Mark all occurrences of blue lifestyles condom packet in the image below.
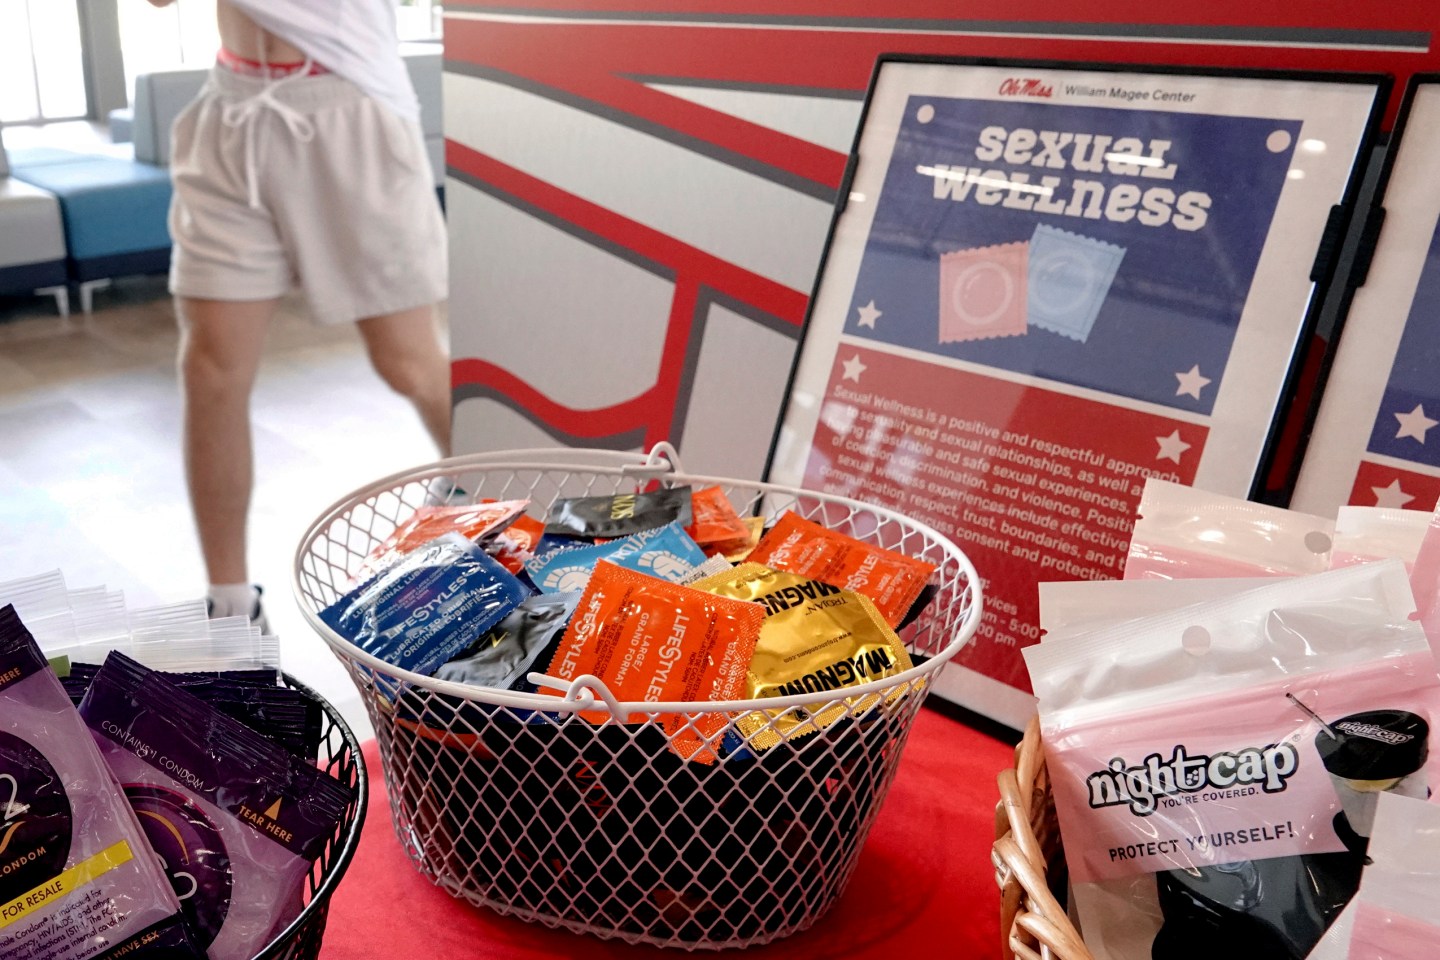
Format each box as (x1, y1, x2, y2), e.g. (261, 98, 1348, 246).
(79, 653, 353, 960)
(318, 532, 531, 677)
(0, 606, 200, 960)
(525, 522, 709, 594)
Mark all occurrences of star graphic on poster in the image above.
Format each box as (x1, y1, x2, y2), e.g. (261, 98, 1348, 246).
(1155, 430, 1191, 464)
(1394, 404, 1438, 443)
(842, 354, 867, 382)
(1372, 479, 1416, 508)
(1174, 365, 1212, 400)
(856, 300, 882, 329)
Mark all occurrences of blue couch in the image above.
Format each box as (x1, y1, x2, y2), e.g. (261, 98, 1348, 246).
(0, 127, 70, 313)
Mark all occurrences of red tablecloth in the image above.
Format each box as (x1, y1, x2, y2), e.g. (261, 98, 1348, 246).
(322, 707, 1013, 959)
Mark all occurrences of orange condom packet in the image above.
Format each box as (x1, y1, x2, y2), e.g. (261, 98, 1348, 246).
(485, 513, 547, 575)
(356, 499, 530, 583)
(686, 486, 751, 545)
(539, 561, 763, 763)
(694, 563, 914, 751)
(704, 515, 766, 562)
(744, 512, 937, 627)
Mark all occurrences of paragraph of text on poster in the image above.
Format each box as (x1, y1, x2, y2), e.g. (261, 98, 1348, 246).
(803, 346, 1206, 691)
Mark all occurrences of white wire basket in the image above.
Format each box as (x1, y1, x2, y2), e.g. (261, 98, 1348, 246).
(292, 444, 982, 951)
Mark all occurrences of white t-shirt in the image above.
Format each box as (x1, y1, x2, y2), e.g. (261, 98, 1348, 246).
(228, 0, 420, 122)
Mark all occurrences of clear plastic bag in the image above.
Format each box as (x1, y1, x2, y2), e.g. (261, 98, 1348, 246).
(1304, 793, 1440, 960)
(1038, 576, 1276, 644)
(1025, 562, 1439, 960)
(1124, 479, 1333, 580)
(1329, 507, 1429, 573)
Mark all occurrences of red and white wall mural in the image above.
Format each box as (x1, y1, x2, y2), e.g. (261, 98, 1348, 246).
(442, 1, 1439, 482)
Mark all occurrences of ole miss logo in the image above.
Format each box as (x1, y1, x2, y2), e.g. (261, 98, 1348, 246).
(999, 78, 1054, 98)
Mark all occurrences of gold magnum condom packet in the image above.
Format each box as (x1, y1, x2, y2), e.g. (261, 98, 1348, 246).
(693, 564, 914, 751)
(0, 605, 199, 960)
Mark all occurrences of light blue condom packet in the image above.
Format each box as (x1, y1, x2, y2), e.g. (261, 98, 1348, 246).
(524, 521, 709, 593)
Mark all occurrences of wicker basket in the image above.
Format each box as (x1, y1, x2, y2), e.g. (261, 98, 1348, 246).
(993, 715, 1091, 960)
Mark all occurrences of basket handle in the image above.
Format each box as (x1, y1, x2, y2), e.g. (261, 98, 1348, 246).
(526, 672, 632, 722)
(621, 441, 686, 480)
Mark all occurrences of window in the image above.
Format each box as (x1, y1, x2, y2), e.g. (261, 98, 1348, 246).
(0, 0, 88, 124)
(118, 1, 219, 102)
(396, 0, 443, 41)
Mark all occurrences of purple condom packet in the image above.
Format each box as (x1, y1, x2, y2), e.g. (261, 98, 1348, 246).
(318, 532, 531, 677)
(79, 652, 353, 960)
(0, 605, 199, 960)
(64, 667, 321, 760)
(524, 522, 709, 593)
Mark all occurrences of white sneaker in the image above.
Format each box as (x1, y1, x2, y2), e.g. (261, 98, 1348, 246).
(207, 585, 270, 634)
(425, 478, 470, 507)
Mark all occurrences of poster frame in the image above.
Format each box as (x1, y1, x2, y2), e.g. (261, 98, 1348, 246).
(1290, 73, 1440, 515)
(760, 54, 1389, 729)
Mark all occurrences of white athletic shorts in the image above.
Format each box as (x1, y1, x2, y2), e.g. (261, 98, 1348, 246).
(168, 65, 447, 325)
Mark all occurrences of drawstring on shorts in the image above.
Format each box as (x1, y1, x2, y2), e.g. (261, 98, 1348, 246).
(219, 65, 317, 210)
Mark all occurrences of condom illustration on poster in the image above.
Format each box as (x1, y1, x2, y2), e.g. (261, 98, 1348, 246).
(766, 58, 1384, 729)
(1294, 80, 1440, 517)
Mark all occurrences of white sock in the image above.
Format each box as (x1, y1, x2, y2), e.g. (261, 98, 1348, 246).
(208, 583, 257, 618)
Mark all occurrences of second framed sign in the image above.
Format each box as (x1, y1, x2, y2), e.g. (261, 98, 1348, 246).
(1294, 78, 1440, 516)
(765, 57, 1386, 729)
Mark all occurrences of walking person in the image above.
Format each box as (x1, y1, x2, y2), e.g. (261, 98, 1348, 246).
(148, 0, 450, 626)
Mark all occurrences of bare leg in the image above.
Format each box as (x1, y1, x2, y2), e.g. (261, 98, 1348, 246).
(356, 303, 452, 456)
(178, 296, 280, 585)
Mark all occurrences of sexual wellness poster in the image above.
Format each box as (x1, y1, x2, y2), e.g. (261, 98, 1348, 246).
(768, 64, 1380, 726)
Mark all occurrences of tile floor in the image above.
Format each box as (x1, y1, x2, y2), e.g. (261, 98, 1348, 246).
(0, 278, 447, 738)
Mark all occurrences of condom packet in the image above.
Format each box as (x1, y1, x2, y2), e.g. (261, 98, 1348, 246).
(745, 512, 936, 627)
(319, 533, 530, 677)
(1328, 507, 1429, 573)
(434, 592, 582, 689)
(80, 652, 352, 960)
(1124, 479, 1334, 579)
(484, 513, 547, 575)
(1303, 793, 1440, 960)
(353, 500, 530, 584)
(0, 606, 198, 960)
(64, 664, 283, 703)
(685, 487, 750, 546)
(165, 680, 323, 760)
(61, 666, 320, 759)
(1025, 562, 1440, 960)
(693, 564, 914, 751)
(704, 515, 766, 562)
(545, 486, 693, 539)
(539, 561, 762, 763)
(678, 555, 735, 585)
(525, 522, 709, 594)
